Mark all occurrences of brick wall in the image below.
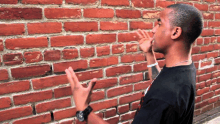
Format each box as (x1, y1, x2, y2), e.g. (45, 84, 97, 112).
(0, 0, 219, 123)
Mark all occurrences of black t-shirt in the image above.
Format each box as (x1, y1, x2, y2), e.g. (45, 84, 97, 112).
(132, 62, 196, 124)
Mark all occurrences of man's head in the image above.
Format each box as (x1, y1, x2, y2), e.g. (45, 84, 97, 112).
(152, 4, 203, 54)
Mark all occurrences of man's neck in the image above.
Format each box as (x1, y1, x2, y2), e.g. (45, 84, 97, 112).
(164, 45, 192, 67)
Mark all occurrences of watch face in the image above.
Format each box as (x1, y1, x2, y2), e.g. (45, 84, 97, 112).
(77, 111, 84, 122)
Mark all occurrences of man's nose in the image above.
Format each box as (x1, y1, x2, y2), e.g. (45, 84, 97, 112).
(152, 25, 158, 34)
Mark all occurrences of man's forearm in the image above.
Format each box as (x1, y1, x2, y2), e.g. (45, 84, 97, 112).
(87, 112, 109, 124)
(146, 52, 161, 80)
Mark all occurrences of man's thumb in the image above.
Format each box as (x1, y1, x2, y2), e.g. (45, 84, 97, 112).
(88, 78, 97, 90)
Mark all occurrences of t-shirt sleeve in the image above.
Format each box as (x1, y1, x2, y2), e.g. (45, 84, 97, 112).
(132, 99, 178, 124)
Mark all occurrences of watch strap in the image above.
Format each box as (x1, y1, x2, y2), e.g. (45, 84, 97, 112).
(83, 105, 93, 121)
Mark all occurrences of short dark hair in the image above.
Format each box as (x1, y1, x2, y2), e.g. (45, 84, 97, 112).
(166, 4, 203, 46)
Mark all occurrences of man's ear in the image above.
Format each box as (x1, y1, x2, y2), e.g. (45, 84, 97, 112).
(171, 27, 182, 40)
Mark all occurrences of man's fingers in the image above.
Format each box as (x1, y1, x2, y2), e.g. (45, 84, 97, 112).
(65, 69, 75, 89)
(145, 31, 151, 39)
(87, 78, 97, 91)
(140, 29, 147, 38)
(68, 67, 81, 88)
(136, 30, 143, 39)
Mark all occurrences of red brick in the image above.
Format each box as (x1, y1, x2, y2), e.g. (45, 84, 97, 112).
(75, 69, 103, 81)
(121, 53, 145, 63)
(134, 80, 151, 91)
(45, 8, 81, 19)
(199, 74, 212, 82)
(143, 10, 160, 19)
(131, 101, 139, 110)
(200, 44, 214, 52)
(0, 106, 32, 122)
(106, 116, 119, 124)
(208, 97, 219, 104)
(86, 34, 116, 44)
(201, 29, 214, 37)
(0, 24, 24, 36)
(126, 43, 138, 53)
(196, 82, 206, 90)
(22, 0, 62, 4)
(120, 73, 143, 85)
(0, 0, 18, 4)
(100, 21, 128, 31)
(93, 78, 117, 90)
(54, 86, 71, 98)
(130, 21, 153, 30)
(196, 37, 203, 45)
(0, 69, 9, 81)
(3, 53, 23, 65)
(62, 49, 78, 60)
(32, 75, 68, 90)
(54, 107, 76, 121)
(80, 47, 95, 58)
(59, 119, 74, 124)
(13, 113, 51, 124)
(118, 104, 129, 114)
(202, 92, 214, 100)
(102, 0, 129, 6)
(208, 21, 220, 28)
(53, 60, 87, 73)
(156, 1, 175, 8)
(194, 3, 208, 11)
(90, 56, 118, 68)
(91, 99, 117, 111)
(104, 108, 116, 118)
(210, 84, 220, 91)
(116, 9, 141, 18)
(207, 51, 219, 58)
(0, 80, 30, 95)
(24, 51, 43, 63)
(192, 54, 206, 62)
(192, 46, 200, 54)
(64, 22, 98, 32)
(0, 97, 11, 109)
(215, 89, 220, 95)
(201, 104, 213, 114)
(28, 22, 62, 34)
(44, 50, 61, 61)
(106, 65, 131, 77)
(203, 21, 208, 28)
(195, 96, 202, 103)
(118, 32, 139, 42)
(202, 12, 214, 19)
(84, 8, 114, 18)
(133, 62, 148, 72)
(215, 13, 220, 19)
(204, 37, 211, 45)
(197, 87, 210, 96)
(195, 100, 209, 109)
(36, 98, 71, 113)
(5, 37, 48, 50)
(107, 85, 133, 98)
(119, 92, 142, 105)
(0, 8, 42, 20)
(210, 5, 220, 11)
(66, 0, 98, 5)
(13, 90, 53, 105)
(112, 44, 124, 54)
(51, 35, 83, 47)
(204, 0, 215, 2)
(11, 64, 51, 79)
(121, 111, 136, 121)
(131, 0, 153, 8)
(214, 100, 220, 108)
(97, 46, 110, 56)
(91, 91, 105, 102)
(0, 40, 3, 51)
(194, 109, 201, 116)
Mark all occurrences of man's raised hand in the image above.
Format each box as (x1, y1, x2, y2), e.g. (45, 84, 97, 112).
(65, 67, 97, 111)
(136, 29, 154, 53)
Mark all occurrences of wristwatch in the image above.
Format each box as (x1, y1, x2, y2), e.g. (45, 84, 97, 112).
(76, 106, 93, 122)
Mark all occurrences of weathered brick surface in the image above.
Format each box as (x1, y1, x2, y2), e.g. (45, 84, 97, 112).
(0, 0, 219, 123)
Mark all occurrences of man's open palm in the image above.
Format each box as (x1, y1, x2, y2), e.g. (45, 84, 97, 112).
(65, 67, 97, 111)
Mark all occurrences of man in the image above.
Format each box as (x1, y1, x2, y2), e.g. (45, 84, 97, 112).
(65, 3, 203, 124)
